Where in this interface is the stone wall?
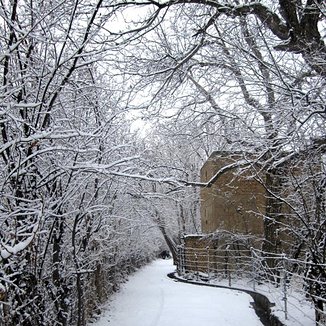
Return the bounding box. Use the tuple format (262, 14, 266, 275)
(183, 235, 210, 273)
(183, 235, 252, 274)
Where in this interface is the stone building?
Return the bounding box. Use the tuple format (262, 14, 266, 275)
(200, 151, 265, 238)
(182, 150, 322, 273)
(182, 151, 267, 273)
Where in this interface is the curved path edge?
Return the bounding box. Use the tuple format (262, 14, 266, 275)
(167, 272, 284, 326)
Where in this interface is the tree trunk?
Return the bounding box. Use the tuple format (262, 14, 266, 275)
(262, 168, 284, 268)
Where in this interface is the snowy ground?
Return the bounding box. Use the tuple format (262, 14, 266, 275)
(209, 277, 315, 326)
(90, 259, 263, 326)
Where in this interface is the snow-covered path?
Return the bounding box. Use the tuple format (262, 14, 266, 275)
(91, 259, 263, 326)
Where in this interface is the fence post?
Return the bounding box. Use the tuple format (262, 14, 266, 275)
(224, 248, 231, 287)
(194, 253, 199, 281)
(251, 248, 256, 292)
(182, 245, 186, 276)
(182, 246, 185, 275)
(282, 254, 288, 320)
(177, 245, 184, 276)
(207, 246, 210, 282)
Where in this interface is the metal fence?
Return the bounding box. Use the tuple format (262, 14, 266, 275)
(176, 246, 326, 326)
